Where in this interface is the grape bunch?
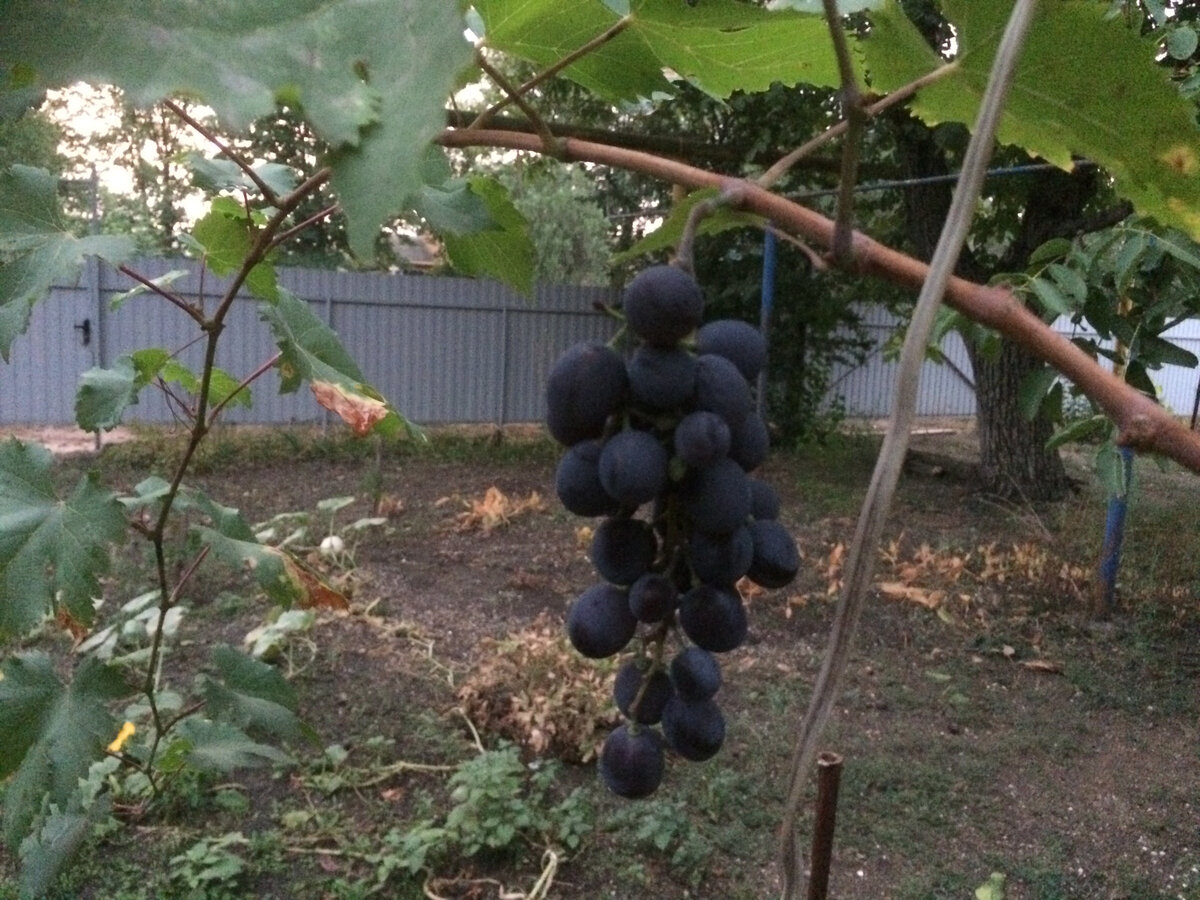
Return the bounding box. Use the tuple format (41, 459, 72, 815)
(546, 264, 800, 799)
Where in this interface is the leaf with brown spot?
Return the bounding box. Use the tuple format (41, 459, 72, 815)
(310, 380, 388, 437)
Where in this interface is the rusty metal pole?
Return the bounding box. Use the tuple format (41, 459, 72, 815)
(806, 751, 844, 900)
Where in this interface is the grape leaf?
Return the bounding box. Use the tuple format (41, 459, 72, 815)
(441, 177, 535, 296)
(1, 2, 472, 260)
(18, 796, 111, 900)
(475, 0, 842, 103)
(0, 440, 127, 636)
(864, 0, 1200, 240)
(189, 198, 278, 302)
(0, 654, 131, 850)
(172, 719, 292, 773)
(186, 153, 299, 197)
(204, 645, 314, 744)
(259, 289, 411, 437)
(0, 165, 133, 361)
(75, 355, 141, 432)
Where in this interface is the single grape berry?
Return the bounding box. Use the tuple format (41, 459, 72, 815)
(622, 265, 704, 347)
(746, 519, 801, 589)
(688, 526, 753, 585)
(599, 723, 665, 799)
(661, 695, 725, 761)
(555, 439, 620, 517)
(628, 572, 678, 623)
(680, 457, 751, 535)
(627, 346, 697, 412)
(747, 477, 781, 521)
(696, 319, 768, 381)
(614, 661, 674, 724)
(545, 341, 628, 446)
(567, 583, 638, 659)
(674, 410, 731, 469)
(692, 353, 752, 428)
(670, 646, 722, 701)
(598, 429, 670, 507)
(590, 517, 657, 586)
(729, 413, 769, 472)
(678, 583, 748, 653)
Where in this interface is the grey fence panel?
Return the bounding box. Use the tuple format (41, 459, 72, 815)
(0, 257, 618, 428)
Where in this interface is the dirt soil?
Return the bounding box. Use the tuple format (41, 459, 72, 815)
(12, 421, 1200, 899)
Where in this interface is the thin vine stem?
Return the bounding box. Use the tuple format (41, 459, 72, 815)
(163, 99, 280, 204)
(116, 264, 205, 324)
(822, 0, 867, 266)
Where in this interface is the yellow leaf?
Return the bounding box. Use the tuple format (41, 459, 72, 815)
(309, 380, 388, 436)
(107, 721, 136, 754)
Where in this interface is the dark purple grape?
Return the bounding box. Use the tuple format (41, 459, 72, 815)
(688, 526, 753, 585)
(628, 572, 678, 623)
(545, 341, 628, 446)
(696, 319, 767, 381)
(590, 517, 657, 586)
(746, 519, 800, 589)
(681, 457, 751, 535)
(555, 439, 620, 517)
(567, 583, 638, 659)
(599, 724, 665, 799)
(692, 354, 751, 428)
(748, 477, 781, 521)
(614, 661, 674, 724)
(729, 413, 769, 472)
(670, 647, 722, 701)
(598, 429, 669, 507)
(661, 695, 725, 761)
(627, 346, 696, 412)
(673, 410, 731, 469)
(678, 583, 748, 653)
(622, 265, 704, 347)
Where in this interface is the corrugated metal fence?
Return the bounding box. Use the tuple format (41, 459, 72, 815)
(826, 305, 1200, 419)
(4, 258, 1200, 427)
(0, 258, 619, 427)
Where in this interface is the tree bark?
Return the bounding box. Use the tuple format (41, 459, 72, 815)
(895, 116, 1079, 501)
(968, 338, 1072, 500)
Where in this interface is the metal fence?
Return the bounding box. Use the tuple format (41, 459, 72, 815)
(4, 257, 1200, 428)
(0, 258, 619, 428)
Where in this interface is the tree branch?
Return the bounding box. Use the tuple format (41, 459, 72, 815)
(436, 132, 1200, 472)
(470, 15, 633, 130)
(163, 100, 279, 205)
(473, 51, 561, 154)
(822, 0, 867, 266)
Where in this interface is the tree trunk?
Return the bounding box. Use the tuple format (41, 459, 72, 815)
(968, 338, 1071, 501)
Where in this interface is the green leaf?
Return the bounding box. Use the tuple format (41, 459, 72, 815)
(1046, 413, 1110, 450)
(0, 654, 131, 850)
(0, 166, 133, 361)
(865, 0, 1200, 240)
(186, 153, 299, 197)
(441, 177, 534, 296)
(1135, 333, 1199, 369)
(614, 187, 765, 262)
(172, 719, 291, 773)
(477, 0, 843, 103)
(0, 440, 127, 635)
(193, 525, 303, 607)
(18, 796, 111, 899)
(1165, 25, 1198, 61)
(75, 355, 140, 432)
(1046, 263, 1088, 305)
(1027, 237, 1073, 267)
(1017, 365, 1058, 421)
(189, 200, 278, 302)
(1028, 276, 1074, 316)
(108, 269, 189, 312)
(203, 645, 313, 744)
(1095, 441, 1129, 498)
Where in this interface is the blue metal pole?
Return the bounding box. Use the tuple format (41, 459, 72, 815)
(757, 228, 777, 414)
(1097, 446, 1135, 615)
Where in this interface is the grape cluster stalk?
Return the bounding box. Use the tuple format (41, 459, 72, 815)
(545, 263, 800, 798)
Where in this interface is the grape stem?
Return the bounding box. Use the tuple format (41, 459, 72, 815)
(672, 181, 748, 276)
